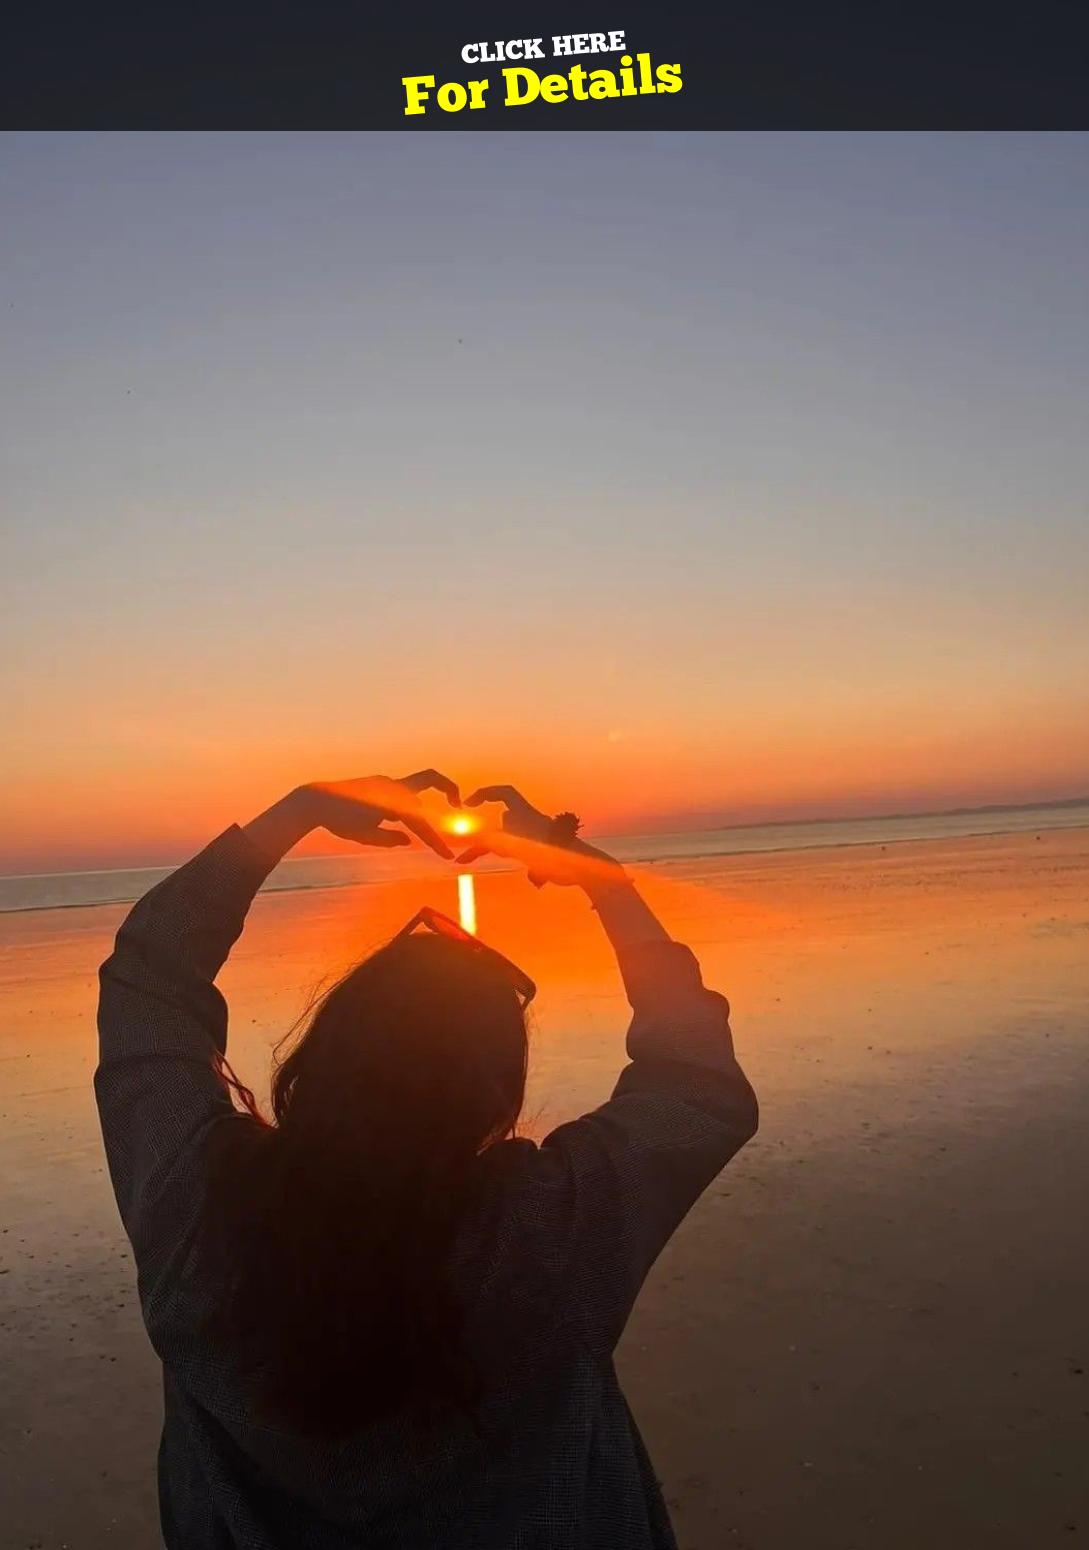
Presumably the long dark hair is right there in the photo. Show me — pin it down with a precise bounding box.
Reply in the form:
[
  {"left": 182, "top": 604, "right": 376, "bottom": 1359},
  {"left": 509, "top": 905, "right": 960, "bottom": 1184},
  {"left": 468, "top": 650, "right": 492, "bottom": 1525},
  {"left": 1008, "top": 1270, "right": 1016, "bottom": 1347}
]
[{"left": 204, "top": 931, "right": 529, "bottom": 1438}]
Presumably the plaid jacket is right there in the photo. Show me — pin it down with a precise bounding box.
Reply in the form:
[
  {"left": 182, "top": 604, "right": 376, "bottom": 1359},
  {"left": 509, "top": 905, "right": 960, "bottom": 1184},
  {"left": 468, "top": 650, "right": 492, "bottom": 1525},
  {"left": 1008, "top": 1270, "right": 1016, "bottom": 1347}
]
[{"left": 96, "top": 826, "right": 758, "bottom": 1549}]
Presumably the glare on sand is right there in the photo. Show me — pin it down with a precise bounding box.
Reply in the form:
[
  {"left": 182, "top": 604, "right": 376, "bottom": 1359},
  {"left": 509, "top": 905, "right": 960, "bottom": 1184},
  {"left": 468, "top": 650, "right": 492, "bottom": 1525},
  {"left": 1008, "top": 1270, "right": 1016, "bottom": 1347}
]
[
  {"left": 447, "top": 812, "right": 480, "bottom": 932},
  {"left": 2, "top": 831, "right": 1088, "bottom": 1550},
  {"left": 457, "top": 872, "right": 477, "bottom": 935}
]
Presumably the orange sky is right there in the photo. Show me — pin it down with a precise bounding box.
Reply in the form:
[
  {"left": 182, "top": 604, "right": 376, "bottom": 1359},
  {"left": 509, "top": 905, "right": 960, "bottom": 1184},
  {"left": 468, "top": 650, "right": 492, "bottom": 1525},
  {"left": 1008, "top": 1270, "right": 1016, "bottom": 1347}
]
[
  {"left": 4, "top": 666, "right": 1087, "bottom": 871},
  {"left": 3, "top": 135, "right": 1088, "bottom": 871}
]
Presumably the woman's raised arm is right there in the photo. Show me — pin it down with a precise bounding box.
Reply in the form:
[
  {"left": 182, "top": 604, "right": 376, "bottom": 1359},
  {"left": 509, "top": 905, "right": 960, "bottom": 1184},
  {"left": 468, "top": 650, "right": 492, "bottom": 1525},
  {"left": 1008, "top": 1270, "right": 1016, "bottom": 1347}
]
[
  {"left": 459, "top": 785, "right": 758, "bottom": 1356},
  {"left": 95, "top": 771, "right": 460, "bottom": 1288}
]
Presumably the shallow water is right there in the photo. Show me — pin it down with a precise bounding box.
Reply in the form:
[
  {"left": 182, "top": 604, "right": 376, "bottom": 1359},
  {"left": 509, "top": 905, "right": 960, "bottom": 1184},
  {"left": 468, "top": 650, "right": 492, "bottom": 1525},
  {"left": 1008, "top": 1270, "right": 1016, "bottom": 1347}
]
[{"left": 3, "top": 798, "right": 1087, "bottom": 913}]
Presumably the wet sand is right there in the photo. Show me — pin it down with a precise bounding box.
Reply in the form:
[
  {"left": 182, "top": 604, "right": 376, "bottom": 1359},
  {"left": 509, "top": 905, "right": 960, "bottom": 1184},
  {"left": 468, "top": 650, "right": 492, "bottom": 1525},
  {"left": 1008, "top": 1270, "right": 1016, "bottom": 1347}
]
[{"left": 2, "top": 828, "right": 1087, "bottom": 1548}]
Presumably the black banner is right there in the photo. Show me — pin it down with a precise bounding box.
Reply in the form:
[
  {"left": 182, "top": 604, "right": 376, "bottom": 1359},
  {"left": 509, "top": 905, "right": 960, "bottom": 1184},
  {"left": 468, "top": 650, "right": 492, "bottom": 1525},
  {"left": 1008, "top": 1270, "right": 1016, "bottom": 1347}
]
[{"left": 5, "top": 7, "right": 1088, "bottom": 129}]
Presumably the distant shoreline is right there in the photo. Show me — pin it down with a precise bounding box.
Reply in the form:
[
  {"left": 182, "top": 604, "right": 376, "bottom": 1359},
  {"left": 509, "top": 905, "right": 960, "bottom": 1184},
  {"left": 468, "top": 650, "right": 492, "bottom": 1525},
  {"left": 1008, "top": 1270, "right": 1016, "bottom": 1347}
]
[
  {"left": 614, "top": 792, "right": 1089, "bottom": 840},
  {"left": 2, "top": 802, "right": 1087, "bottom": 917},
  {"left": 3, "top": 793, "right": 1088, "bottom": 886},
  {"left": 623, "top": 818, "right": 1089, "bottom": 867}
]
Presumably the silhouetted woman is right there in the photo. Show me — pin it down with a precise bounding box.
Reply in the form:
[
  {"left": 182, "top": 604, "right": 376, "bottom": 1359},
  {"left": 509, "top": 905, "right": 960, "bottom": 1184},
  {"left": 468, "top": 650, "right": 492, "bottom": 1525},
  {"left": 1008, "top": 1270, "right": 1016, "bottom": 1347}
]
[{"left": 96, "top": 770, "right": 758, "bottom": 1549}]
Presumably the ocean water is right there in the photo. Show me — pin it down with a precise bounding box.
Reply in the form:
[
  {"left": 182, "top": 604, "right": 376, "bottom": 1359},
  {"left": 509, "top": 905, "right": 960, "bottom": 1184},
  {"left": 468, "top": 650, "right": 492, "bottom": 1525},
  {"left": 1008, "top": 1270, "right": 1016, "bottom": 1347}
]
[{"left": 2, "top": 799, "right": 1087, "bottom": 916}]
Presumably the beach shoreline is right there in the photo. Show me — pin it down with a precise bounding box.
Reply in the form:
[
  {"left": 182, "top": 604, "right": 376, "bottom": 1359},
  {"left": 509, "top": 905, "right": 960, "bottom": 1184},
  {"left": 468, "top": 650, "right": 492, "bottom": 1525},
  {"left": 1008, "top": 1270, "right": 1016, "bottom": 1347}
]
[
  {"left": 4, "top": 797, "right": 1088, "bottom": 916},
  {"left": 2, "top": 825, "right": 1087, "bottom": 1548}
]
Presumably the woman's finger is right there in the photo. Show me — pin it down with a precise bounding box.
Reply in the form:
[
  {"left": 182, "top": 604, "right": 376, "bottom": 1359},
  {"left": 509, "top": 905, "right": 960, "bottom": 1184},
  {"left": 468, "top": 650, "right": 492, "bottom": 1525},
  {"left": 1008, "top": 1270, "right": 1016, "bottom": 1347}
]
[
  {"left": 453, "top": 844, "right": 489, "bottom": 865},
  {"left": 395, "top": 811, "right": 455, "bottom": 860},
  {"left": 464, "top": 785, "right": 533, "bottom": 814},
  {"left": 455, "top": 826, "right": 527, "bottom": 863},
  {"left": 400, "top": 769, "right": 461, "bottom": 807},
  {"left": 363, "top": 827, "right": 411, "bottom": 848}
]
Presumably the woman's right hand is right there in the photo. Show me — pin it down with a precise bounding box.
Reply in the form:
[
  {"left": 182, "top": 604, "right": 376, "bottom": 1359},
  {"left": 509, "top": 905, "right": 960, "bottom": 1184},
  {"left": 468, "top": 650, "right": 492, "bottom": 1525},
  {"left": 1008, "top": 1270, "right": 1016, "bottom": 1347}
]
[
  {"left": 304, "top": 770, "right": 461, "bottom": 858},
  {"left": 457, "top": 786, "right": 626, "bottom": 891}
]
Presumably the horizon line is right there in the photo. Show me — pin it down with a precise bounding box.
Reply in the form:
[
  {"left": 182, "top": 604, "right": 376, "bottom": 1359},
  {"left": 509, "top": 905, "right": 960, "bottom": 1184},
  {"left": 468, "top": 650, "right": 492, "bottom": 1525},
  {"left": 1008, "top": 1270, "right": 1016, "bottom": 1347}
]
[
  {"left": 607, "top": 791, "right": 1089, "bottom": 841},
  {"left": 2, "top": 791, "right": 1087, "bottom": 883}
]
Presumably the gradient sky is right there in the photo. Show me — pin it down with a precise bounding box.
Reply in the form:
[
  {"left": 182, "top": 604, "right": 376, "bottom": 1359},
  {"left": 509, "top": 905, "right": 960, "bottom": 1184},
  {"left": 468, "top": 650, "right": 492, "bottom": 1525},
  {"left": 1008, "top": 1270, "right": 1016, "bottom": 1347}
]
[{"left": 2, "top": 132, "right": 1088, "bottom": 871}]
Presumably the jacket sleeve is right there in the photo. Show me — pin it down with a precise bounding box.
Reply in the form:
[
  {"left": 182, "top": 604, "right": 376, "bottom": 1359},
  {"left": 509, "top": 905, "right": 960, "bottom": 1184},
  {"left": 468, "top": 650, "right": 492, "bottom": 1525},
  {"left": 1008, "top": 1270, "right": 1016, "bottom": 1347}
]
[
  {"left": 94, "top": 825, "right": 272, "bottom": 1283},
  {"left": 519, "top": 938, "right": 758, "bottom": 1354}
]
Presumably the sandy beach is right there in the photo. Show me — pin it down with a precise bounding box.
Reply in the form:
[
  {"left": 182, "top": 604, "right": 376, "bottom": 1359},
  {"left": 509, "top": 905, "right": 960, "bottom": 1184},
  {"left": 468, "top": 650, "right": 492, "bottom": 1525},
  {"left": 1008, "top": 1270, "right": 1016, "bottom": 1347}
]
[{"left": 2, "top": 825, "right": 1087, "bottom": 1550}]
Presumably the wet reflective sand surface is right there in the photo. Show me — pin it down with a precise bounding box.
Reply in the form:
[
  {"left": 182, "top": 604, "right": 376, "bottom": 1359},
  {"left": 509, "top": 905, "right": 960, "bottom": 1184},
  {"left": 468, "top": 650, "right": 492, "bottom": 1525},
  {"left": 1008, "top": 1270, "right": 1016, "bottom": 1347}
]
[{"left": 2, "top": 827, "right": 1087, "bottom": 1548}]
